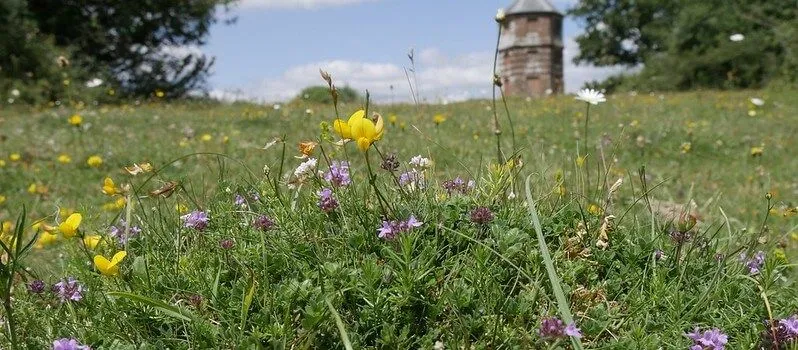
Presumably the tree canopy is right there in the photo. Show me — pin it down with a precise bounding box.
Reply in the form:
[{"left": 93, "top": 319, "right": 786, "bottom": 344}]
[
  {"left": 1, "top": 0, "right": 235, "bottom": 102},
  {"left": 569, "top": 0, "right": 798, "bottom": 91}
]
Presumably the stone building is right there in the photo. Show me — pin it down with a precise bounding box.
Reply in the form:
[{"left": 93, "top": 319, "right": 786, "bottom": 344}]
[{"left": 498, "top": 0, "right": 564, "bottom": 97}]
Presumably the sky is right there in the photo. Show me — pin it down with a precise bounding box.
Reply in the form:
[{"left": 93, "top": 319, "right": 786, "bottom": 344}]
[{"left": 202, "top": 0, "right": 626, "bottom": 103}]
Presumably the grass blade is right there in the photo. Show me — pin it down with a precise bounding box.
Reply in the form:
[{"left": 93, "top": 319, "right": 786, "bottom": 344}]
[
  {"left": 325, "top": 298, "right": 354, "bottom": 350},
  {"left": 525, "top": 175, "right": 583, "bottom": 350},
  {"left": 108, "top": 291, "right": 194, "bottom": 322},
  {"left": 239, "top": 269, "right": 256, "bottom": 337}
]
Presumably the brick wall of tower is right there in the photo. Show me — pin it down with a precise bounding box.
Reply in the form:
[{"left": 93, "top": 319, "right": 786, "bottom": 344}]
[{"left": 498, "top": 13, "right": 564, "bottom": 97}]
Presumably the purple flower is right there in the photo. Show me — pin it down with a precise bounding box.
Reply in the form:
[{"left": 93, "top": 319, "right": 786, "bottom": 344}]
[
  {"left": 234, "top": 194, "right": 246, "bottom": 207},
  {"left": 398, "top": 170, "right": 424, "bottom": 190},
  {"left": 377, "top": 215, "right": 424, "bottom": 240},
  {"left": 380, "top": 153, "right": 399, "bottom": 172},
  {"left": 780, "top": 315, "right": 798, "bottom": 338},
  {"left": 52, "top": 338, "right": 90, "bottom": 350},
  {"left": 539, "top": 317, "right": 565, "bottom": 338},
  {"left": 686, "top": 327, "right": 728, "bottom": 350},
  {"left": 564, "top": 323, "right": 583, "bottom": 338},
  {"left": 109, "top": 220, "right": 141, "bottom": 245},
  {"left": 219, "top": 238, "right": 235, "bottom": 250},
  {"left": 27, "top": 280, "right": 46, "bottom": 294},
  {"left": 317, "top": 188, "right": 339, "bottom": 213},
  {"left": 739, "top": 251, "right": 765, "bottom": 275},
  {"left": 181, "top": 210, "right": 209, "bottom": 231},
  {"left": 249, "top": 191, "right": 261, "bottom": 203},
  {"left": 323, "top": 161, "right": 351, "bottom": 187},
  {"left": 442, "top": 177, "right": 472, "bottom": 195},
  {"left": 470, "top": 206, "right": 494, "bottom": 225},
  {"left": 253, "top": 215, "right": 275, "bottom": 232},
  {"left": 52, "top": 277, "right": 83, "bottom": 303}
]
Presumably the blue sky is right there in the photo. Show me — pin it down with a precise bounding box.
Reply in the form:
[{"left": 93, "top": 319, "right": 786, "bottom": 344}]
[{"left": 203, "top": 0, "right": 622, "bottom": 102}]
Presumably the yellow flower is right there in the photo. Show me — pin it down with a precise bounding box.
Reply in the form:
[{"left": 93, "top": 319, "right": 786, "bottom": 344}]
[
  {"left": 750, "top": 146, "right": 764, "bottom": 157},
  {"left": 179, "top": 138, "right": 189, "bottom": 147},
  {"left": 114, "top": 197, "right": 127, "bottom": 209},
  {"left": 222, "top": 135, "right": 230, "bottom": 144},
  {"left": 155, "top": 90, "right": 165, "bottom": 98},
  {"left": 87, "top": 155, "right": 103, "bottom": 167},
  {"left": 0, "top": 195, "right": 5, "bottom": 205},
  {"left": 433, "top": 114, "right": 447, "bottom": 125},
  {"left": 680, "top": 142, "right": 692, "bottom": 154},
  {"left": 27, "top": 183, "right": 37, "bottom": 194},
  {"left": 1, "top": 221, "right": 12, "bottom": 234},
  {"left": 94, "top": 251, "right": 127, "bottom": 276},
  {"left": 774, "top": 248, "right": 787, "bottom": 263},
  {"left": 36, "top": 231, "right": 60, "bottom": 249},
  {"left": 587, "top": 204, "right": 604, "bottom": 216},
  {"left": 58, "top": 213, "right": 82, "bottom": 238},
  {"left": 748, "top": 110, "right": 757, "bottom": 117},
  {"left": 57, "top": 154, "right": 72, "bottom": 164},
  {"left": 576, "top": 156, "right": 586, "bottom": 167},
  {"left": 176, "top": 202, "right": 189, "bottom": 214},
  {"left": 333, "top": 110, "right": 385, "bottom": 151},
  {"left": 0, "top": 160, "right": 5, "bottom": 167},
  {"left": 102, "top": 177, "right": 120, "bottom": 196},
  {"left": 83, "top": 235, "right": 102, "bottom": 249},
  {"left": 108, "top": 88, "right": 115, "bottom": 96},
  {"left": 201, "top": 134, "right": 212, "bottom": 142},
  {"left": 68, "top": 114, "right": 82, "bottom": 126},
  {"left": 388, "top": 114, "right": 398, "bottom": 125},
  {"left": 9, "top": 153, "right": 21, "bottom": 162}
]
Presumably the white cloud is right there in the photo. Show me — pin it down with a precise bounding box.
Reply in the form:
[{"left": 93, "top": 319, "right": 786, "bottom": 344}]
[
  {"left": 236, "top": 0, "right": 376, "bottom": 10},
  {"left": 211, "top": 40, "right": 635, "bottom": 103}
]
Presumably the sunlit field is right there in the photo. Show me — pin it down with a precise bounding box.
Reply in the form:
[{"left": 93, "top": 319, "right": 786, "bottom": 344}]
[{"left": 1, "top": 89, "right": 797, "bottom": 348}]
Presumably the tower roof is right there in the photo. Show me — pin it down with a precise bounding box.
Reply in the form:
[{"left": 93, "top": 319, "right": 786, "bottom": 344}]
[{"left": 505, "top": 0, "right": 561, "bottom": 15}]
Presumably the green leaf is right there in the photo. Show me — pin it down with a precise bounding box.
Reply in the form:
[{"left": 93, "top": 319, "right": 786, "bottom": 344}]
[
  {"left": 525, "top": 175, "right": 583, "bottom": 350},
  {"left": 239, "top": 268, "right": 257, "bottom": 336},
  {"left": 108, "top": 291, "right": 195, "bottom": 322},
  {"left": 325, "top": 298, "right": 353, "bottom": 350}
]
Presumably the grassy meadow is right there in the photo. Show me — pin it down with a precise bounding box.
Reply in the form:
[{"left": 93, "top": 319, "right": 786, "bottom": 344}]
[{"left": 1, "top": 89, "right": 797, "bottom": 349}]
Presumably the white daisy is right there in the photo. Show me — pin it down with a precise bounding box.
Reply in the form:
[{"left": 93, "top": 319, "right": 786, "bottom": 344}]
[
  {"left": 575, "top": 88, "right": 606, "bottom": 105},
  {"left": 729, "top": 33, "right": 745, "bottom": 42},
  {"left": 85, "top": 78, "right": 103, "bottom": 88},
  {"left": 750, "top": 98, "right": 765, "bottom": 106}
]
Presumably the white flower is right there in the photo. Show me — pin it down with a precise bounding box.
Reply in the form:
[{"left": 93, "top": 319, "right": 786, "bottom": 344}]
[
  {"left": 729, "top": 33, "right": 745, "bottom": 42},
  {"left": 750, "top": 98, "right": 765, "bottom": 106},
  {"left": 433, "top": 341, "right": 445, "bottom": 350},
  {"left": 409, "top": 155, "right": 432, "bottom": 169},
  {"left": 273, "top": 103, "right": 281, "bottom": 110},
  {"left": 495, "top": 8, "right": 506, "bottom": 22},
  {"left": 10, "top": 89, "right": 20, "bottom": 97},
  {"left": 293, "top": 158, "right": 317, "bottom": 178},
  {"left": 85, "top": 78, "right": 103, "bottom": 88},
  {"left": 575, "top": 88, "right": 606, "bottom": 105},
  {"left": 305, "top": 108, "right": 313, "bottom": 115}
]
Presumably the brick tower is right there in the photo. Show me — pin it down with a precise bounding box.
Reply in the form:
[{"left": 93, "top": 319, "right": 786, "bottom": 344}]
[{"left": 498, "top": 0, "right": 564, "bottom": 97}]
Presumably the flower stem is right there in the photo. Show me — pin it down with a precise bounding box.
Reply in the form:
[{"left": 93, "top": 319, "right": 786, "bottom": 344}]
[
  {"left": 491, "top": 22, "right": 505, "bottom": 165},
  {"left": 583, "top": 103, "right": 591, "bottom": 195}
]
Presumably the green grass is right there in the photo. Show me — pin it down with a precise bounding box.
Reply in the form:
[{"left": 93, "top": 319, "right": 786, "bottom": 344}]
[{"left": 0, "top": 89, "right": 797, "bottom": 349}]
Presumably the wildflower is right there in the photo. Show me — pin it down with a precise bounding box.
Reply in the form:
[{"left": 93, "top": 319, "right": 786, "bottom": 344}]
[
  {"left": 686, "top": 327, "right": 728, "bottom": 350},
  {"left": 85, "top": 78, "right": 103, "bottom": 88},
  {"left": 124, "top": 162, "right": 153, "bottom": 175},
  {"left": 587, "top": 204, "right": 604, "bottom": 216},
  {"left": 748, "top": 110, "right": 757, "bottom": 117},
  {"left": 575, "top": 88, "right": 606, "bottom": 105},
  {"left": 27, "top": 280, "right": 46, "bottom": 294},
  {"left": 155, "top": 90, "right": 165, "bottom": 98},
  {"left": 399, "top": 169, "right": 425, "bottom": 190},
  {"left": 780, "top": 315, "right": 798, "bottom": 339},
  {"left": 57, "top": 154, "right": 72, "bottom": 164},
  {"left": 52, "top": 338, "right": 91, "bottom": 350},
  {"left": 333, "top": 110, "right": 385, "bottom": 151},
  {"left": 680, "top": 142, "right": 692, "bottom": 154},
  {"left": 86, "top": 155, "right": 103, "bottom": 167},
  {"left": 201, "top": 134, "right": 212, "bottom": 142},
  {"left": 58, "top": 213, "right": 82, "bottom": 238},
  {"left": 433, "top": 114, "right": 447, "bottom": 125},
  {"left": 377, "top": 215, "right": 423, "bottom": 240},
  {"left": 0, "top": 195, "right": 5, "bottom": 205},
  {"left": 495, "top": 8, "right": 506, "bottom": 22},
  {"left": 380, "top": 153, "right": 400, "bottom": 172},
  {"left": 740, "top": 251, "right": 765, "bottom": 274},
  {"left": 442, "top": 177, "right": 471, "bottom": 195},
  {"left": 293, "top": 158, "right": 318, "bottom": 179},
  {"left": 68, "top": 114, "right": 82, "bottom": 126},
  {"left": 539, "top": 317, "right": 565, "bottom": 338},
  {"left": 219, "top": 238, "right": 235, "bottom": 250},
  {"left": 93, "top": 251, "right": 127, "bottom": 277},
  {"left": 273, "top": 103, "right": 281, "bottom": 110},
  {"left": 109, "top": 220, "right": 141, "bottom": 245},
  {"left": 52, "top": 277, "right": 84, "bottom": 302},
  {"left": 317, "top": 188, "right": 339, "bottom": 213},
  {"left": 470, "top": 207, "right": 494, "bottom": 225},
  {"left": 10, "top": 89, "right": 20, "bottom": 97},
  {"left": 188, "top": 294, "right": 204, "bottom": 308},
  {"left": 654, "top": 249, "right": 667, "bottom": 260},
  {"left": 388, "top": 114, "right": 398, "bottom": 125},
  {"left": 323, "top": 161, "right": 351, "bottom": 187},
  {"left": 564, "top": 323, "right": 583, "bottom": 338},
  {"left": 297, "top": 141, "right": 317, "bottom": 158},
  {"left": 102, "top": 177, "right": 121, "bottom": 196},
  {"left": 750, "top": 98, "right": 765, "bottom": 106},
  {"left": 729, "top": 33, "right": 745, "bottom": 42},
  {"left": 9, "top": 153, "right": 21, "bottom": 162},
  {"left": 234, "top": 194, "right": 247, "bottom": 207},
  {"left": 253, "top": 215, "right": 276, "bottom": 232},
  {"left": 750, "top": 146, "right": 764, "bottom": 157},
  {"left": 36, "top": 231, "right": 59, "bottom": 248},
  {"left": 409, "top": 155, "right": 433, "bottom": 169},
  {"left": 181, "top": 210, "right": 209, "bottom": 231},
  {"left": 305, "top": 108, "right": 313, "bottom": 115},
  {"left": 82, "top": 235, "right": 101, "bottom": 249}
]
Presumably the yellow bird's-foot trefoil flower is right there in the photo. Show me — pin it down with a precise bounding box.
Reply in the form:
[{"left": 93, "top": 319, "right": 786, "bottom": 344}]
[
  {"left": 94, "top": 251, "right": 127, "bottom": 276},
  {"left": 102, "top": 177, "right": 121, "bottom": 196},
  {"left": 58, "top": 213, "right": 82, "bottom": 238},
  {"left": 333, "top": 110, "right": 384, "bottom": 152}
]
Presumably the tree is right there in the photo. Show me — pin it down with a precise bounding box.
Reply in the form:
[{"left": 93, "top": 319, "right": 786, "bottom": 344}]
[
  {"left": 293, "top": 85, "right": 361, "bottom": 105},
  {"left": 569, "top": 0, "right": 798, "bottom": 90},
  {"left": 1, "top": 0, "right": 235, "bottom": 100}
]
